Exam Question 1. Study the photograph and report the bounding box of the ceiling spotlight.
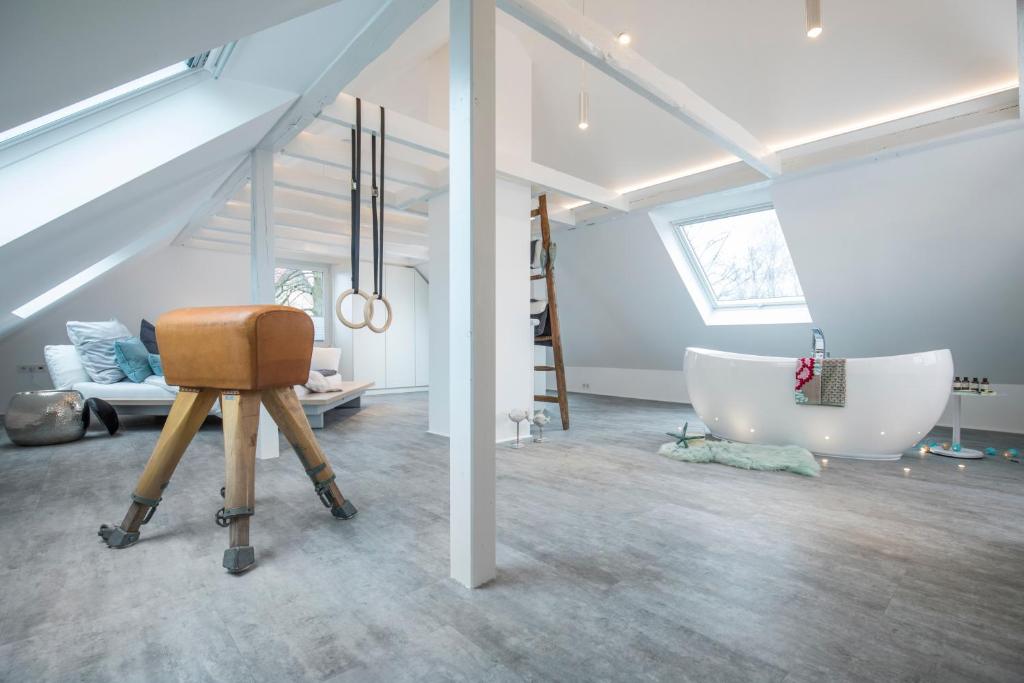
[616,32,632,46]
[806,0,822,38]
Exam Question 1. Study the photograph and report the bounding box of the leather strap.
[350,98,362,294]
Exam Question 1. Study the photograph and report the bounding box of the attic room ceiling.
[344,0,1018,194]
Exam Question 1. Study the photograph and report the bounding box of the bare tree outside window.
[274,267,326,341]
[676,208,804,307]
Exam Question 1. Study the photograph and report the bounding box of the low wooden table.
[102,380,375,429]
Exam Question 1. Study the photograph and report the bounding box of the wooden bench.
[100,380,375,429]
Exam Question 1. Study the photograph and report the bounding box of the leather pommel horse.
[98,305,357,574]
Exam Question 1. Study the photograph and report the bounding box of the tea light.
[903,467,911,475]
[957,463,966,470]
[820,458,829,466]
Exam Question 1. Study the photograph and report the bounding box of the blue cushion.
[113,337,153,383]
[148,353,163,376]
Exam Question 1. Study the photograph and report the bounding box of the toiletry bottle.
[953,377,962,391]
[971,377,980,392]
[981,378,991,394]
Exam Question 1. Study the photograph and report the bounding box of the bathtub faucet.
[811,328,826,363]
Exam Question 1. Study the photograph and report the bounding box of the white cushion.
[304,370,345,393]
[310,347,341,373]
[71,380,178,401]
[66,319,132,384]
[44,345,90,389]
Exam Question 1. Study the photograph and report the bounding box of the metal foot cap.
[223,546,256,574]
[331,499,358,520]
[98,524,139,549]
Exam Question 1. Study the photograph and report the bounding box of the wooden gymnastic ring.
[364,295,393,334]
[335,289,371,330]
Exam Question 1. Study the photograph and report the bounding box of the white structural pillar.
[448,0,497,588]
[250,148,281,460]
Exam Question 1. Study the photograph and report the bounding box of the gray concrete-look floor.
[1,392,1022,682]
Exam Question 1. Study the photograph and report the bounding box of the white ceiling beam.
[212,208,429,247]
[173,155,250,246]
[232,185,428,229]
[321,94,628,210]
[496,0,781,178]
[282,132,443,191]
[259,0,439,151]
[1018,0,1024,116]
[272,164,429,219]
[194,225,429,262]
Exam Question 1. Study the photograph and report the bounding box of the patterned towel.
[795,358,846,406]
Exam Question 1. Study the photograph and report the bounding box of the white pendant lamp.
[577,0,589,130]
[806,0,822,38]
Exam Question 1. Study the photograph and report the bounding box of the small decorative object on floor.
[508,409,529,449]
[4,391,119,446]
[658,439,819,477]
[531,409,551,443]
[664,421,704,449]
[985,447,998,456]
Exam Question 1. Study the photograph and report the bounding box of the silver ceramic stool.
[4,390,89,446]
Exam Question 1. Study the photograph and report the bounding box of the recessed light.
[806,0,822,38]
[616,32,632,45]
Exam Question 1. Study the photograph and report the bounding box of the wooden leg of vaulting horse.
[219,390,261,574]
[260,386,357,520]
[98,388,219,548]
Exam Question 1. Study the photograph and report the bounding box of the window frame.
[672,203,806,311]
[275,260,332,346]
[648,183,812,327]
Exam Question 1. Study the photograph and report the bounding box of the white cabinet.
[349,263,429,390]
[384,265,416,388]
[415,271,429,386]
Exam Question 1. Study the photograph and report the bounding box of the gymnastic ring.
[364,295,393,334]
[335,288,371,330]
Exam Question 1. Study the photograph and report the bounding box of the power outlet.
[581,383,590,391]
[17,363,46,374]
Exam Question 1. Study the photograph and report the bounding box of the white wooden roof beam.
[321,94,628,211]
[282,132,443,191]
[259,0,440,151]
[496,0,781,178]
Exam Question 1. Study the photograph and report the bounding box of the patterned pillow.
[114,337,153,383]
[66,320,132,384]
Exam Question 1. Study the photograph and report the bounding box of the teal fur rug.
[658,439,820,477]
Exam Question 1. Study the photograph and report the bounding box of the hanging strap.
[371,132,380,297]
[350,98,362,293]
[377,106,386,298]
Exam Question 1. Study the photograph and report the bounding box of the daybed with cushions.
[46,319,372,428]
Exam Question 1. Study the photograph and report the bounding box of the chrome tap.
[811,328,826,364]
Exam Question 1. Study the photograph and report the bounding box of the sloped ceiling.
[554,125,1024,384]
[0,0,344,132]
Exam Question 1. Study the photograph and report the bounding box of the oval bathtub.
[684,347,953,460]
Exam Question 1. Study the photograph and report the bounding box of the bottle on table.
[971,377,980,392]
[981,378,991,394]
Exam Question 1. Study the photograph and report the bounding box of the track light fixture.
[805,0,822,38]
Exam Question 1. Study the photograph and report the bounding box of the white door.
[383,264,416,388]
[414,270,429,387]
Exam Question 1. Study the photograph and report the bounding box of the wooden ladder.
[532,194,569,430]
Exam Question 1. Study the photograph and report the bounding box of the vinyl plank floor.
[0,392,1021,682]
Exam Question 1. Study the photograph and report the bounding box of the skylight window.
[674,206,805,308]
[0,62,194,148]
[649,186,812,326]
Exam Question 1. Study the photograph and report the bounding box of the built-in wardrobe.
[332,263,428,392]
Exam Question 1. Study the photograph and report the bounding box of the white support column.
[1018,0,1024,116]
[449,0,497,589]
[250,147,280,460]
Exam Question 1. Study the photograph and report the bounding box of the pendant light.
[805,0,822,38]
[577,0,589,130]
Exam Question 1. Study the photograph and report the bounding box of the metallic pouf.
[4,390,88,446]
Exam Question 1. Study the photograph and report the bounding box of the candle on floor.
[820,458,828,466]
[903,467,911,475]
[957,463,966,470]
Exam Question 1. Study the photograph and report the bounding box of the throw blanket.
[795,357,846,406]
[659,440,820,477]
[305,370,344,393]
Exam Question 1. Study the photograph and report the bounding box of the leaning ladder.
[532,194,569,430]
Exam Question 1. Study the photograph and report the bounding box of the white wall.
[0,246,248,411]
[554,126,1024,434]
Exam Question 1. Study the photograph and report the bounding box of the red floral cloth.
[795,357,815,390]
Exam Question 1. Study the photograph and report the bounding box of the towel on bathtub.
[795,357,846,407]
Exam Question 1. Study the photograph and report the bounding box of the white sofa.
[45,345,372,428]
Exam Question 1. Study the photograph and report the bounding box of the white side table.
[929,390,997,459]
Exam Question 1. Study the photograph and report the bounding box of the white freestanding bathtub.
[684,347,953,460]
